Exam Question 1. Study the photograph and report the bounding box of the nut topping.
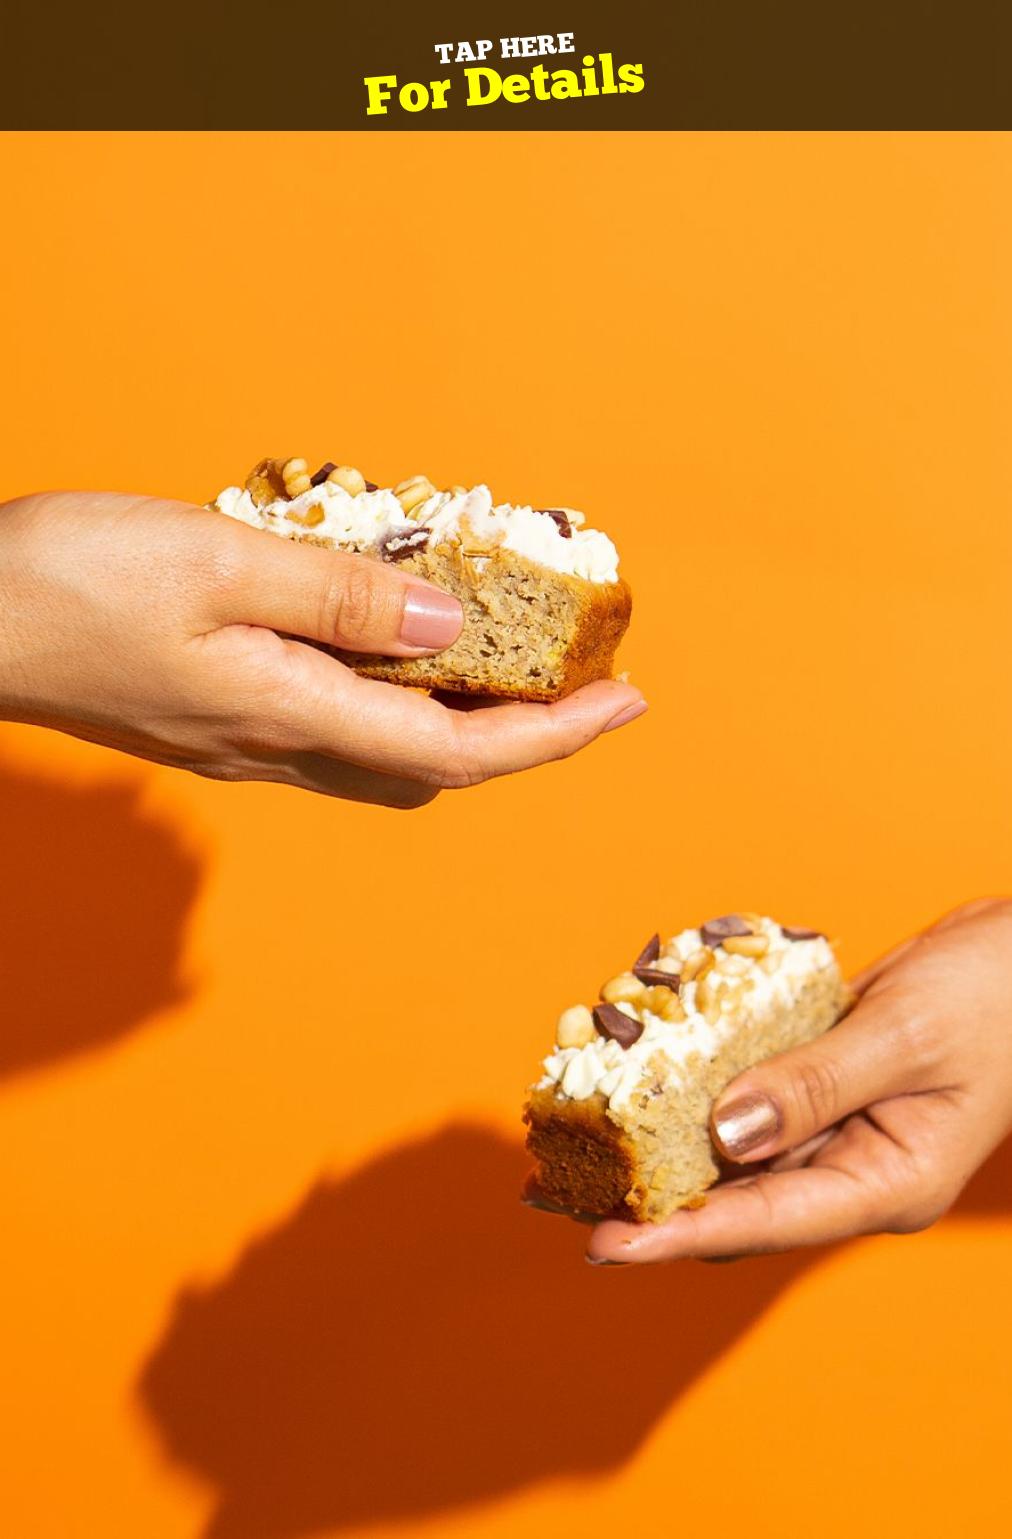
[721,934,769,958]
[681,947,715,984]
[556,1004,596,1049]
[781,924,825,941]
[600,971,646,1006]
[284,504,325,527]
[393,475,436,516]
[244,457,288,507]
[327,465,367,496]
[282,457,312,498]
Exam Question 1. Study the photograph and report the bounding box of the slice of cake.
[524,914,849,1223]
[210,457,631,702]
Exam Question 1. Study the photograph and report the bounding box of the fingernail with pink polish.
[603,699,648,733]
[713,1092,782,1158]
[400,586,464,650]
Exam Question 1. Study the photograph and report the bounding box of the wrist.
[0,495,51,724]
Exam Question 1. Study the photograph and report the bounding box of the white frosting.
[212,481,619,583]
[537,918,837,1111]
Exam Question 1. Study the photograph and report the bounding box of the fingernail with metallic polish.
[712,1092,782,1158]
[400,586,464,649]
[603,699,648,733]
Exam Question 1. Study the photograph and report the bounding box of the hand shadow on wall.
[0,758,202,1079]
[138,1122,1012,1539]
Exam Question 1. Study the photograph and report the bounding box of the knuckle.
[323,560,392,646]
[436,716,492,790]
[887,1005,943,1070]
[790,1054,842,1130]
[437,761,484,791]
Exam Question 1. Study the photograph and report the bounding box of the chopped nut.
[738,911,764,931]
[721,934,769,958]
[448,483,468,496]
[716,952,751,977]
[600,971,646,1006]
[681,947,715,984]
[696,977,724,1025]
[652,956,681,975]
[657,991,687,1023]
[244,457,288,507]
[285,504,325,528]
[641,984,676,1016]
[719,980,744,1012]
[556,1004,596,1049]
[394,475,436,516]
[695,975,727,1025]
[282,457,312,497]
[327,465,367,496]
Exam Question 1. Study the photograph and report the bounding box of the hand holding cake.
[0,486,644,802]
[540,900,1012,1264]
[211,455,632,701]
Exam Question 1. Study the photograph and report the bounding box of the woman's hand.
[588,899,1012,1264]
[0,491,646,806]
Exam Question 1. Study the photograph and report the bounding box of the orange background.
[0,132,1010,1539]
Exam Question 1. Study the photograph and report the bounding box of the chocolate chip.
[592,1002,643,1049]
[781,924,824,942]
[309,462,337,487]
[633,932,660,969]
[700,914,752,948]
[633,967,681,992]
[536,508,573,539]
[364,480,378,492]
[380,528,429,563]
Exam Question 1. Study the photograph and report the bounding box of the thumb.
[217,522,463,656]
[710,991,931,1163]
